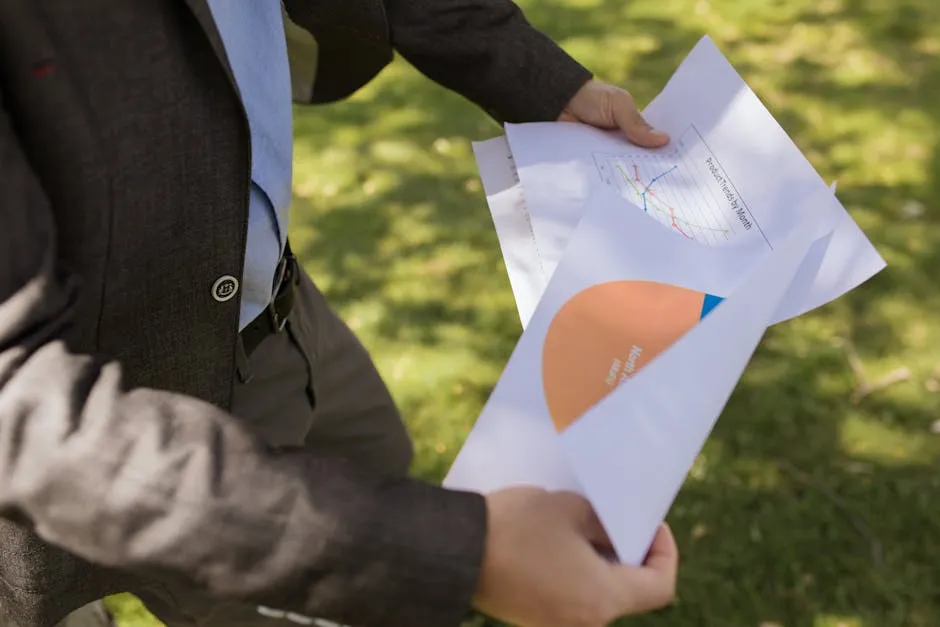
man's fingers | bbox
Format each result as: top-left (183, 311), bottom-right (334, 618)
top-left (611, 90), bottom-right (670, 148)
top-left (608, 524), bottom-right (679, 614)
top-left (551, 494), bottom-right (678, 616)
top-left (550, 491), bottom-right (615, 549)
top-left (582, 508), bottom-right (615, 551)
top-left (553, 491), bottom-right (598, 531)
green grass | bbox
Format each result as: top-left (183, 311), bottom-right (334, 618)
top-left (108, 0), bottom-right (940, 625)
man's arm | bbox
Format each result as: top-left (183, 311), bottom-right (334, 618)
top-left (0, 88), bottom-right (485, 627)
top-left (384, 0), bottom-right (593, 124)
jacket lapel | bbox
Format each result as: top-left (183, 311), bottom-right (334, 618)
top-left (180, 0), bottom-right (240, 94)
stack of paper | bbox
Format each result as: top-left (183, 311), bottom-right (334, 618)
top-left (442, 35), bottom-right (886, 566)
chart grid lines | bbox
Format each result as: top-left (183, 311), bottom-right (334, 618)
top-left (592, 124), bottom-right (771, 249)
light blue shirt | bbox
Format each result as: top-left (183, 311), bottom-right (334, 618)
top-left (207, 0), bottom-right (294, 329)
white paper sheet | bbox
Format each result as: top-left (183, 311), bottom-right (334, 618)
top-left (494, 35), bottom-right (883, 325)
top-left (451, 34), bottom-right (886, 567)
top-left (472, 137), bottom-right (545, 327)
top-left (445, 186), bottom-right (836, 563)
top-left (473, 136), bottom-right (846, 329)
top-left (557, 195), bottom-right (833, 565)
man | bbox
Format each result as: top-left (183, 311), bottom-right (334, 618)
top-left (0, 1), bottom-right (678, 626)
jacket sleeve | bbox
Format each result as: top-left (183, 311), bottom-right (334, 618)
top-left (385, 0), bottom-right (594, 124)
top-left (0, 89), bottom-right (485, 627)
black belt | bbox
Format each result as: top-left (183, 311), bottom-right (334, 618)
top-left (239, 241), bottom-right (299, 357)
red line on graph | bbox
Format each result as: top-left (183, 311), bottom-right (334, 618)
top-left (667, 208), bottom-right (691, 238)
top-left (631, 163), bottom-right (691, 239)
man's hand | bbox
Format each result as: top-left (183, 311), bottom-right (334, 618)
top-left (473, 487), bottom-right (678, 627)
top-left (558, 80), bottom-right (670, 148)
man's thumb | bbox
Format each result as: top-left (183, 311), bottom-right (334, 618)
top-left (612, 91), bottom-right (670, 148)
top-left (608, 524), bottom-right (678, 613)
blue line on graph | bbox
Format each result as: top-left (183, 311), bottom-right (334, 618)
top-left (638, 165), bottom-right (678, 213)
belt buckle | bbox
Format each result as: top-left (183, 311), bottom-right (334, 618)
top-left (268, 300), bottom-right (288, 332)
top-left (273, 255), bottom-right (289, 293)
top-left (268, 246), bottom-right (297, 333)
top-left (268, 253), bottom-right (295, 333)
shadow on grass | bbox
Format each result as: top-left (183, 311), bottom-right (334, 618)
top-left (279, 1), bottom-right (940, 626)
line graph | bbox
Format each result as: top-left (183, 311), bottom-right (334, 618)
top-left (592, 125), bottom-right (768, 248)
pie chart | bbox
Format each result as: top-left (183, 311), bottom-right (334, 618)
top-left (542, 280), bottom-right (723, 432)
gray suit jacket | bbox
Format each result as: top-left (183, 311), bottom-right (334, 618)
top-left (0, 0), bottom-right (592, 625)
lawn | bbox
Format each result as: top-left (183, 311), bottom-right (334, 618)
top-left (107, 0), bottom-right (940, 625)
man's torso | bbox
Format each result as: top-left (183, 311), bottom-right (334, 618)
top-left (0, 1), bottom-right (390, 623)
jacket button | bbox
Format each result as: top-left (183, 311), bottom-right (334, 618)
top-left (211, 275), bottom-right (239, 302)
